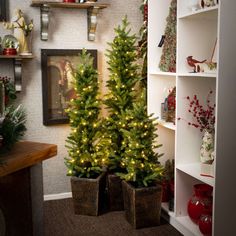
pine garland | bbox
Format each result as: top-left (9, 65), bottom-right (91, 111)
top-left (0, 105), bottom-right (27, 150)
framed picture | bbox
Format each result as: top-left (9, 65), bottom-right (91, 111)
top-left (41, 49), bottom-right (97, 125)
top-left (0, 0), bottom-right (8, 22)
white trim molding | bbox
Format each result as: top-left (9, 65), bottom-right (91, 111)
top-left (44, 192), bottom-right (72, 201)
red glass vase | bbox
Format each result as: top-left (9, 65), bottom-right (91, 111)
top-left (187, 184), bottom-right (213, 224)
top-left (199, 209), bottom-right (212, 236)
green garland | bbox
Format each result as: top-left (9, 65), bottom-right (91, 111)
top-left (0, 105), bottom-right (27, 150)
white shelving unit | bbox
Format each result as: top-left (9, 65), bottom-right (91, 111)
top-left (148, 0), bottom-right (236, 235)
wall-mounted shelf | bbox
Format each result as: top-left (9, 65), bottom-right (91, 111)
top-left (0, 55), bottom-right (34, 91)
top-left (31, 1), bottom-right (109, 41)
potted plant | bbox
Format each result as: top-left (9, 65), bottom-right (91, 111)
top-left (103, 17), bottom-right (140, 211)
top-left (118, 91), bottom-right (164, 229)
top-left (65, 50), bottom-right (105, 216)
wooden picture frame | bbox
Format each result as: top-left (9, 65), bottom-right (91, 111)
top-left (0, 0), bottom-right (8, 22)
top-left (41, 49), bottom-right (97, 125)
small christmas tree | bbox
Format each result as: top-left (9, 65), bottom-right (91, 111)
top-left (159, 0), bottom-right (177, 72)
top-left (104, 17), bottom-right (140, 171)
top-left (118, 90), bottom-right (163, 187)
top-left (65, 50), bottom-right (103, 178)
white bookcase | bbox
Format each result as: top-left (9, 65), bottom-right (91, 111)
top-left (148, 0), bottom-right (236, 235)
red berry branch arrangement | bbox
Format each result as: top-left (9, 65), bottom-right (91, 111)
top-left (178, 91), bottom-right (215, 132)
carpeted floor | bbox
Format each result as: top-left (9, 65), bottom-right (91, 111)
top-left (44, 198), bottom-right (183, 236)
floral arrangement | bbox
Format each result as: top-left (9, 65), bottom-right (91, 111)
top-left (178, 91), bottom-right (215, 132)
top-left (17, 19), bottom-right (34, 37)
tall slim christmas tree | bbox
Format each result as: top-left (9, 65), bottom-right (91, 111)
top-left (65, 50), bottom-right (103, 178)
top-left (118, 90), bottom-right (163, 187)
top-left (104, 17), bottom-right (140, 171)
top-left (159, 0), bottom-right (177, 72)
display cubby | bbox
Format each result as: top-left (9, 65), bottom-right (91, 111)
top-left (148, 0), bottom-right (236, 235)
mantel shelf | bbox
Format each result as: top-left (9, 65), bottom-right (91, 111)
top-left (0, 54), bottom-right (34, 91)
top-left (31, 1), bottom-right (110, 41)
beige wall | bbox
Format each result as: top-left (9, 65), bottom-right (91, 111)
top-left (0, 0), bottom-right (142, 195)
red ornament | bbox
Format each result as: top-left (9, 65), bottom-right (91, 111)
top-left (187, 184), bottom-right (213, 224)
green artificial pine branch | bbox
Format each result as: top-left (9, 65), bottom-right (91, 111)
top-left (65, 49), bottom-right (103, 178)
top-left (104, 16), bottom-right (141, 172)
top-left (0, 105), bottom-right (27, 150)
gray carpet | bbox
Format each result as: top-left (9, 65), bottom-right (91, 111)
top-left (44, 198), bottom-right (183, 236)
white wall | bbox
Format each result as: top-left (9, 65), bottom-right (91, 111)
top-left (0, 0), bottom-right (142, 194)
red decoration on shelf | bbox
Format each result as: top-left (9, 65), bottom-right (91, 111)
top-left (161, 180), bottom-right (170, 202)
top-left (186, 56), bottom-right (207, 73)
top-left (3, 48), bottom-right (17, 56)
top-left (187, 184), bottom-right (213, 224)
top-left (178, 91), bottom-right (215, 133)
top-left (63, 0), bottom-right (76, 3)
top-left (199, 209), bottom-right (213, 236)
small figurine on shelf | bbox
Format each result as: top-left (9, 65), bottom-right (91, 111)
top-left (187, 56), bottom-right (207, 73)
top-left (3, 9), bottom-right (33, 55)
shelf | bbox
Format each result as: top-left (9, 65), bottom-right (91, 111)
top-left (175, 216), bottom-right (200, 236)
top-left (31, 1), bottom-right (109, 9)
top-left (149, 71), bottom-right (177, 77)
top-left (157, 119), bottom-right (176, 131)
top-left (0, 54), bottom-right (34, 91)
top-left (179, 5), bottom-right (218, 20)
top-left (31, 1), bottom-right (109, 41)
top-left (178, 72), bottom-right (216, 78)
top-left (176, 163), bottom-right (214, 187)
top-left (161, 202), bottom-right (175, 217)
top-left (0, 55), bottom-right (34, 59)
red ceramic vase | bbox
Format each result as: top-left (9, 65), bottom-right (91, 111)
top-left (187, 184), bottom-right (213, 224)
top-left (199, 210), bottom-right (212, 236)
top-left (3, 48), bottom-right (17, 56)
